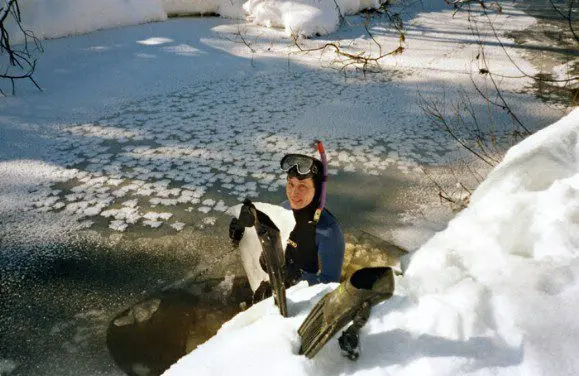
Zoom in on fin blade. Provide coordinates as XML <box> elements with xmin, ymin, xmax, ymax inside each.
<box><xmin>253</xmin><ymin>208</ymin><xmax>288</xmax><ymax>317</ymax></box>
<box><xmin>298</xmin><ymin>267</ymin><xmax>396</xmax><ymax>359</ymax></box>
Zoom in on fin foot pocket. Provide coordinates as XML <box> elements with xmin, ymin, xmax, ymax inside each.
<box><xmin>298</xmin><ymin>267</ymin><xmax>394</xmax><ymax>359</ymax></box>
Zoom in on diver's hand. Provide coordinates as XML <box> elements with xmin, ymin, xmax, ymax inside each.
<box><xmin>228</xmin><ymin>218</ymin><xmax>245</xmax><ymax>246</ymax></box>
<box><xmin>230</xmin><ymin>199</ymin><xmax>258</xmax><ymax>246</ymax></box>
<box><xmin>285</xmin><ymin>262</ymin><xmax>303</xmax><ymax>287</ymax></box>
<box><xmin>238</xmin><ymin>199</ymin><xmax>256</xmax><ymax>227</ymax></box>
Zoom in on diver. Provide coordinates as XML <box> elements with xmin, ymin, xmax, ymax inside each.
<box><xmin>229</xmin><ymin>141</ymin><xmax>393</xmax><ymax>360</ymax></box>
<box><xmin>229</xmin><ymin>141</ymin><xmax>345</xmax><ymax>286</ymax></box>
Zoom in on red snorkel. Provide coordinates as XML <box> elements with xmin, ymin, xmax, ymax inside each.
<box><xmin>313</xmin><ymin>140</ymin><xmax>327</xmax><ymax>224</ymax></box>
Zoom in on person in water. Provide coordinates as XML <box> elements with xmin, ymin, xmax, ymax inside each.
<box><xmin>281</xmin><ymin>153</ymin><xmax>345</xmax><ymax>286</ymax></box>
<box><xmin>229</xmin><ymin>146</ymin><xmax>373</xmax><ymax>361</ymax></box>
<box><xmin>229</xmin><ymin>150</ymin><xmax>345</xmax><ymax>289</ymax></box>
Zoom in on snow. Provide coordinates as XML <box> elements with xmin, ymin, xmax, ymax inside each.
<box><xmin>161</xmin><ymin>0</ymin><xmax>244</xmax><ymax>18</ymax></box>
<box><xmin>7</xmin><ymin>0</ymin><xmax>167</xmax><ymax>43</ymax></box>
<box><xmin>243</xmin><ymin>0</ymin><xmax>384</xmax><ymax>37</ymax></box>
<box><xmin>7</xmin><ymin>0</ymin><xmax>384</xmax><ymax>42</ymax></box>
<box><xmin>164</xmin><ymin>108</ymin><xmax>579</xmax><ymax>376</ymax></box>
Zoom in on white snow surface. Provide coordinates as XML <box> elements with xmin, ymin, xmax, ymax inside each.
<box><xmin>7</xmin><ymin>0</ymin><xmax>167</xmax><ymax>43</ymax></box>
<box><xmin>244</xmin><ymin>0</ymin><xmax>377</xmax><ymax>37</ymax></box>
<box><xmin>164</xmin><ymin>109</ymin><xmax>579</xmax><ymax>376</ymax></box>
<box><xmin>8</xmin><ymin>0</ymin><xmax>384</xmax><ymax>42</ymax></box>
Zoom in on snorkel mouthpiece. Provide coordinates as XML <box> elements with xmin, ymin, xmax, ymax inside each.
<box><xmin>313</xmin><ymin>140</ymin><xmax>328</xmax><ymax>224</ymax></box>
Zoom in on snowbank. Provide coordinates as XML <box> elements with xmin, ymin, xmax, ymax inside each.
<box><xmin>244</xmin><ymin>0</ymin><xmax>383</xmax><ymax>37</ymax></box>
<box><xmin>163</xmin><ymin>108</ymin><xmax>579</xmax><ymax>375</ymax></box>
<box><xmin>398</xmin><ymin>108</ymin><xmax>579</xmax><ymax>375</ymax></box>
<box><xmin>6</xmin><ymin>0</ymin><xmax>384</xmax><ymax>44</ymax></box>
<box><xmin>6</xmin><ymin>0</ymin><xmax>167</xmax><ymax>42</ymax></box>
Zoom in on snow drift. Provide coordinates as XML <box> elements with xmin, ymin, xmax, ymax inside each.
<box><xmin>6</xmin><ymin>0</ymin><xmax>167</xmax><ymax>42</ymax></box>
<box><xmin>6</xmin><ymin>0</ymin><xmax>385</xmax><ymax>44</ymax></box>
<box><xmin>163</xmin><ymin>108</ymin><xmax>579</xmax><ymax>375</ymax></box>
<box><xmin>244</xmin><ymin>0</ymin><xmax>383</xmax><ymax>37</ymax></box>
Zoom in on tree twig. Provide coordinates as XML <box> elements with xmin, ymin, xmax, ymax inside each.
<box><xmin>1</xmin><ymin>0</ymin><xmax>42</xmax><ymax>95</ymax></box>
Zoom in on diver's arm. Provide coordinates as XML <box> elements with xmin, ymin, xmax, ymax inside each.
<box><xmin>301</xmin><ymin>223</ymin><xmax>345</xmax><ymax>285</ymax></box>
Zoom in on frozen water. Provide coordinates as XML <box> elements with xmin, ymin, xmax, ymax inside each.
<box><xmin>143</xmin><ymin>220</ymin><xmax>163</xmax><ymax>228</ymax></box>
<box><xmin>26</xmin><ymin>69</ymin><xmax>466</xmax><ymax>232</ymax></box>
<box><xmin>109</xmin><ymin>220</ymin><xmax>128</xmax><ymax>232</ymax></box>
<box><xmin>170</xmin><ymin>222</ymin><xmax>186</xmax><ymax>231</ymax></box>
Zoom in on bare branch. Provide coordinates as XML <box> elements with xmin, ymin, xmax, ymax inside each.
<box><xmin>421</xmin><ymin>166</ymin><xmax>470</xmax><ymax>211</ymax></box>
<box><xmin>1</xmin><ymin>0</ymin><xmax>42</xmax><ymax>95</ymax></box>
<box><xmin>418</xmin><ymin>92</ymin><xmax>497</xmax><ymax>167</ymax></box>
<box><xmin>548</xmin><ymin>0</ymin><xmax>579</xmax><ymax>42</ymax></box>
<box><xmin>292</xmin><ymin>34</ymin><xmax>403</xmax><ymax>66</ymax></box>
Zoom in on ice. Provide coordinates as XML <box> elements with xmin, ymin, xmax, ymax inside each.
<box><xmin>170</xmin><ymin>222</ymin><xmax>186</xmax><ymax>231</ymax></box>
<box><xmin>142</xmin><ymin>211</ymin><xmax>172</xmax><ymax>221</ymax></box>
<box><xmin>109</xmin><ymin>220</ymin><xmax>128</xmax><ymax>232</ymax></box>
<box><xmin>52</xmin><ymin>202</ymin><xmax>66</xmax><ymax>210</ymax></box>
<box><xmin>100</xmin><ymin>209</ymin><xmax>119</xmax><ymax>218</ymax></box>
<box><xmin>149</xmin><ymin>197</ymin><xmax>178</xmax><ymax>206</ymax></box>
<box><xmin>143</xmin><ymin>220</ymin><xmax>163</xmax><ymax>228</ymax></box>
<box><xmin>202</xmin><ymin>217</ymin><xmax>216</xmax><ymax>226</ymax></box>
<box><xmin>0</xmin><ymin>359</ymin><xmax>17</xmax><ymax>375</ymax></box>
<box><xmin>157</xmin><ymin>212</ymin><xmax>173</xmax><ymax>220</ymax></box>
<box><xmin>83</xmin><ymin>206</ymin><xmax>102</xmax><ymax>216</ymax></box>
<box><xmin>122</xmin><ymin>199</ymin><xmax>138</xmax><ymax>208</ymax></box>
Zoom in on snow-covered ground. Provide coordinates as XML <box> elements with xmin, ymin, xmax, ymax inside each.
<box><xmin>164</xmin><ymin>108</ymin><xmax>579</xmax><ymax>376</ymax></box>
<box><xmin>0</xmin><ymin>0</ymin><xmax>574</xmax><ymax>375</ymax></box>
<box><xmin>7</xmin><ymin>0</ymin><xmax>392</xmax><ymax>43</ymax></box>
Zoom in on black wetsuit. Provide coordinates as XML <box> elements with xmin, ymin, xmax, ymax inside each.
<box><xmin>282</xmin><ymin>200</ymin><xmax>344</xmax><ymax>286</ymax></box>
<box><xmin>285</xmin><ymin>204</ymin><xmax>319</xmax><ymax>276</ymax></box>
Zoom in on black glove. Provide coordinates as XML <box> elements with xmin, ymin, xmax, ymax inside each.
<box><xmin>284</xmin><ymin>261</ymin><xmax>303</xmax><ymax>287</ymax></box>
<box><xmin>228</xmin><ymin>217</ymin><xmax>245</xmax><ymax>246</ymax></box>
<box><xmin>237</xmin><ymin>199</ymin><xmax>256</xmax><ymax>227</ymax></box>
<box><xmin>229</xmin><ymin>199</ymin><xmax>258</xmax><ymax>246</ymax></box>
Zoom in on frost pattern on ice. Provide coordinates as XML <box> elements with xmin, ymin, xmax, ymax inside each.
<box><xmin>27</xmin><ymin>70</ymin><xmax>454</xmax><ymax>231</ymax></box>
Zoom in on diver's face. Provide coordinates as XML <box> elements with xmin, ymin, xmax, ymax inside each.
<box><xmin>286</xmin><ymin>176</ymin><xmax>315</xmax><ymax>210</ymax></box>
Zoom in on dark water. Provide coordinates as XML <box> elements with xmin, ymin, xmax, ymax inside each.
<box><xmin>106</xmin><ymin>277</ymin><xmax>253</xmax><ymax>376</ymax></box>
<box><xmin>0</xmin><ymin>231</ymin><xmax>243</xmax><ymax>376</ymax></box>
<box><xmin>103</xmin><ymin>228</ymin><xmax>407</xmax><ymax>376</ymax></box>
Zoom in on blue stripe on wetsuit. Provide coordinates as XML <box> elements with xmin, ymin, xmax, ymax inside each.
<box><xmin>282</xmin><ymin>201</ymin><xmax>345</xmax><ymax>285</ymax></box>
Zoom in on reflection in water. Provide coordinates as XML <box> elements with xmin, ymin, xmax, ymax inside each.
<box><xmin>106</xmin><ymin>276</ymin><xmax>253</xmax><ymax>376</ymax></box>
